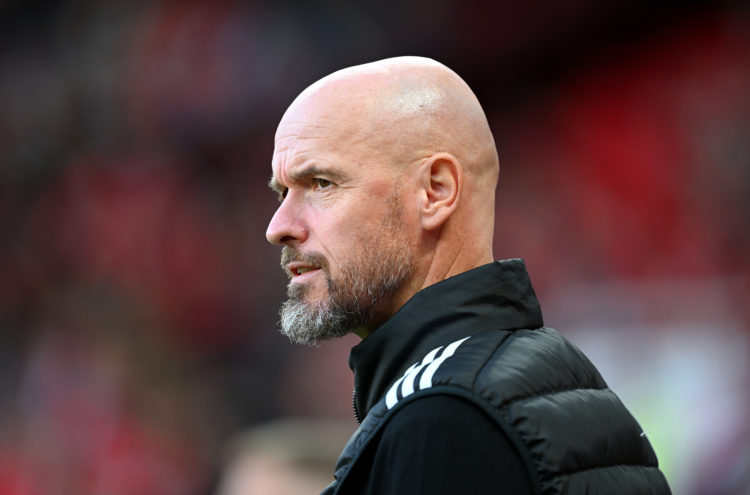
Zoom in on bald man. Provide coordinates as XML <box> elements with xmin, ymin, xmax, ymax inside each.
<box><xmin>266</xmin><ymin>57</ymin><xmax>671</xmax><ymax>494</ymax></box>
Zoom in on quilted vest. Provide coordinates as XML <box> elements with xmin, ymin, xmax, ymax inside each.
<box><xmin>323</xmin><ymin>326</ymin><xmax>671</xmax><ymax>494</ymax></box>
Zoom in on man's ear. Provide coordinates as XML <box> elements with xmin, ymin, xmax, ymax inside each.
<box><xmin>419</xmin><ymin>152</ymin><xmax>462</xmax><ymax>231</ymax></box>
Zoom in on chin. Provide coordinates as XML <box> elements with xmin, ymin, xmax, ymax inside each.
<box><xmin>295</xmin><ymin>285</ymin><xmax>329</xmax><ymax>306</ymax></box>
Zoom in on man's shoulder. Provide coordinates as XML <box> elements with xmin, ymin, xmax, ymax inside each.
<box><xmin>385</xmin><ymin>327</ymin><xmax>608</xmax><ymax>410</ymax></box>
<box><xmin>456</xmin><ymin>327</ymin><xmax>610</xmax><ymax>404</ymax></box>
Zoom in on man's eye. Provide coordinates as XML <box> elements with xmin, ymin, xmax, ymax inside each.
<box><xmin>315</xmin><ymin>178</ymin><xmax>332</xmax><ymax>189</ymax></box>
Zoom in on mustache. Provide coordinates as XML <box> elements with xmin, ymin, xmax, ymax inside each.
<box><xmin>280</xmin><ymin>246</ymin><xmax>329</xmax><ymax>276</ymax></box>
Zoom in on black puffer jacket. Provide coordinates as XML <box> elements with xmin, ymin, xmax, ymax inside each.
<box><xmin>322</xmin><ymin>259</ymin><xmax>671</xmax><ymax>494</ymax></box>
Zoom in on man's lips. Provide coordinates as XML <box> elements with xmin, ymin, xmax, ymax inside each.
<box><xmin>286</xmin><ymin>261</ymin><xmax>323</xmax><ymax>279</ymax></box>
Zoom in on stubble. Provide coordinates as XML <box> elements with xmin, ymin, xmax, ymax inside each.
<box><xmin>278</xmin><ymin>195</ymin><xmax>414</xmax><ymax>346</ymax></box>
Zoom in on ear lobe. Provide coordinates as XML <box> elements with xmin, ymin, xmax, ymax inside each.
<box><xmin>420</xmin><ymin>153</ymin><xmax>462</xmax><ymax>231</ymax></box>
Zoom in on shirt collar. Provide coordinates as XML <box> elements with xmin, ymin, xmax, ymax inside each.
<box><xmin>349</xmin><ymin>258</ymin><xmax>544</xmax><ymax>419</ymax></box>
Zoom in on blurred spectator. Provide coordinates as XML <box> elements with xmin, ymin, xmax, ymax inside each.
<box><xmin>215</xmin><ymin>419</ymin><xmax>354</xmax><ymax>495</ymax></box>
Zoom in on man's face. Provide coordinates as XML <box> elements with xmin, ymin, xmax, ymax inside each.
<box><xmin>266</xmin><ymin>98</ymin><xmax>416</xmax><ymax>345</ymax></box>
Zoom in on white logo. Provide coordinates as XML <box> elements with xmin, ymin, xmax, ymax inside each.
<box><xmin>385</xmin><ymin>336</ymin><xmax>470</xmax><ymax>409</ymax></box>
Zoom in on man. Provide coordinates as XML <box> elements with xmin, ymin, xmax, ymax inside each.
<box><xmin>266</xmin><ymin>56</ymin><xmax>671</xmax><ymax>494</ymax></box>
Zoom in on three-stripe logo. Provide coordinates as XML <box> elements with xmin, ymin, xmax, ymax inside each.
<box><xmin>385</xmin><ymin>336</ymin><xmax>471</xmax><ymax>409</ymax></box>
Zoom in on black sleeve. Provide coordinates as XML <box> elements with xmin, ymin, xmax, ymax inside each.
<box><xmin>364</xmin><ymin>394</ymin><xmax>534</xmax><ymax>494</ymax></box>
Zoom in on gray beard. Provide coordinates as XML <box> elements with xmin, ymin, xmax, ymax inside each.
<box><xmin>279</xmin><ymin>247</ymin><xmax>413</xmax><ymax>346</ymax></box>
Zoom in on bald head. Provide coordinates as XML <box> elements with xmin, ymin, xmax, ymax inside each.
<box><xmin>281</xmin><ymin>57</ymin><xmax>498</xmax><ymax>189</ymax></box>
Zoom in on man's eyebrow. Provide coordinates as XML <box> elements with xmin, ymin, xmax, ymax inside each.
<box><xmin>268</xmin><ymin>176</ymin><xmax>284</xmax><ymax>194</ymax></box>
<box><xmin>268</xmin><ymin>165</ymin><xmax>347</xmax><ymax>193</ymax></box>
<box><xmin>289</xmin><ymin>165</ymin><xmax>346</xmax><ymax>183</ymax></box>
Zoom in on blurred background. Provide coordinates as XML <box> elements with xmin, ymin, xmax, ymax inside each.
<box><xmin>1</xmin><ymin>0</ymin><xmax>749</xmax><ymax>493</ymax></box>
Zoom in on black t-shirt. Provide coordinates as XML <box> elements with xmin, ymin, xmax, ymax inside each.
<box><xmin>348</xmin><ymin>394</ymin><xmax>533</xmax><ymax>494</ymax></box>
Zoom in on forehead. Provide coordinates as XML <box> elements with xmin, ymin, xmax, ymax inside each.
<box><xmin>274</xmin><ymin>115</ymin><xmax>341</xmax><ymax>155</ymax></box>
<box><xmin>272</xmin><ymin>121</ymin><xmax>345</xmax><ymax>181</ymax></box>
<box><xmin>271</xmin><ymin>104</ymin><xmax>377</xmax><ymax>180</ymax></box>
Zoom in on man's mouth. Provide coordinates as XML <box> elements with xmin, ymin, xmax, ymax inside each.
<box><xmin>281</xmin><ymin>247</ymin><xmax>328</xmax><ymax>282</ymax></box>
<box><xmin>287</xmin><ymin>262</ymin><xmax>322</xmax><ymax>279</ymax></box>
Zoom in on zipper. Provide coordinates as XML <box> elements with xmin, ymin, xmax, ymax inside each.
<box><xmin>352</xmin><ymin>388</ymin><xmax>361</xmax><ymax>424</ymax></box>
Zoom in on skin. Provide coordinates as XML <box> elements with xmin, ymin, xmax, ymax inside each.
<box><xmin>266</xmin><ymin>56</ymin><xmax>499</xmax><ymax>339</ymax></box>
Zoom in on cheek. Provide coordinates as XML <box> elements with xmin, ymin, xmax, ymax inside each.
<box><xmin>332</xmin><ymin>216</ymin><xmax>380</xmax><ymax>263</ymax></box>
<box><xmin>307</xmin><ymin>210</ymin><xmax>357</xmax><ymax>261</ymax></box>
<box><xmin>312</xmin><ymin>187</ymin><xmax>402</xmax><ymax>253</ymax></box>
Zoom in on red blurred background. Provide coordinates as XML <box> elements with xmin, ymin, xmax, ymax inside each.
<box><xmin>1</xmin><ymin>1</ymin><xmax>748</xmax><ymax>493</ymax></box>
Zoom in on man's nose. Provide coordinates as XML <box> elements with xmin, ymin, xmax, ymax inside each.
<box><xmin>266</xmin><ymin>198</ymin><xmax>307</xmax><ymax>245</ymax></box>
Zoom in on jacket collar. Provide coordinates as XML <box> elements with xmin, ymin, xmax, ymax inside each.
<box><xmin>349</xmin><ymin>258</ymin><xmax>544</xmax><ymax>419</ymax></box>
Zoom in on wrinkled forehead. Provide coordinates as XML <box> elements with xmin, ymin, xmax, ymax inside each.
<box><xmin>276</xmin><ymin>82</ymin><xmax>374</xmax><ymax>140</ymax></box>
<box><xmin>272</xmin><ymin>89</ymin><xmax>386</xmax><ymax>170</ymax></box>
<box><xmin>273</xmin><ymin>110</ymin><xmax>359</xmax><ymax>170</ymax></box>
